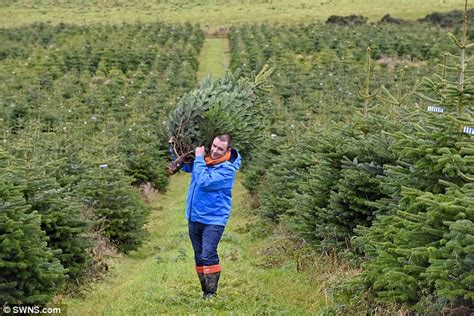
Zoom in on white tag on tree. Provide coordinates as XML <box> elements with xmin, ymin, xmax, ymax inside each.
<box><xmin>463</xmin><ymin>126</ymin><xmax>474</xmax><ymax>135</ymax></box>
<box><xmin>427</xmin><ymin>105</ymin><xmax>444</xmax><ymax>113</ymax></box>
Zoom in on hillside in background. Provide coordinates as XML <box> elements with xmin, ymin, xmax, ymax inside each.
<box><xmin>0</xmin><ymin>0</ymin><xmax>473</xmax><ymax>29</ymax></box>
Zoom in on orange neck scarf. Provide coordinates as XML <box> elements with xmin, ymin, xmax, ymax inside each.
<box><xmin>205</xmin><ymin>150</ymin><xmax>231</xmax><ymax>166</ymax></box>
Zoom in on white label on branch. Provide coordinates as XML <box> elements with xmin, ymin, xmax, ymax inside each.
<box><xmin>463</xmin><ymin>126</ymin><xmax>474</xmax><ymax>135</ymax></box>
<box><xmin>427</xmin><ymin>106</ymin><xmax>444</xmax><ymax>113</ymax></box>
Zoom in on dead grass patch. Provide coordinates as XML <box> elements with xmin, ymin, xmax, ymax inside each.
<box><xmin>376</xmin><ymin>55</ymin><xmax>427</xmax><ymax>71</ymax></box>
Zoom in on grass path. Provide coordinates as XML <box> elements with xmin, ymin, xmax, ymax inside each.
<box><xmin>197</xmin><ymin>37</ymin><xmax>230</xmax><ymax>81</ymax></box>
<box><xmin>61</xmin><ymin>174</ymin><xmax>328</xmax><ymax>314</ymax></box>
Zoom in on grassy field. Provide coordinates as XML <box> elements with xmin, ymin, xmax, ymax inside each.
<box><xmin>58</xmin><ymin>173</ymin><xmax>354</xmax><ymax>314</ymax></box>
<box><xmin>0</xmin><ymin>0</ymin><xmax>472</xmax><ymax>29</ymax></box>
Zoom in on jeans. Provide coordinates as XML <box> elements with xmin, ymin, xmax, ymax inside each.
<box><xmin>188</xmin><ymin>221</ymin><xmax>225</xmax><ymax>266</ymax></box>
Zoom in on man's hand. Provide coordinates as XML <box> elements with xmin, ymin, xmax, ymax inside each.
<box><xmin>167</xmin><ymin>154</ymin><xmax>186</xmax><ymax>175</ymax></box>
<box><xmin>167</xmin><ymin>156</ymin><xmax>182</xmax><ymax>175</ymax></box>
<box><xmin>195</xmin><ymin>146</ymin><xmax>206</xmax><ymax>157</ymax></box>
<box><xmin>167</xmin><ymin>161</ymin><xmax>177</xmax><ymax>175</ymax></box>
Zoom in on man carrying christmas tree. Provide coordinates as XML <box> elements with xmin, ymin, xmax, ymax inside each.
<box><xmin>177</xmin><ymin>134</ymin><xmax>241</xmax><ymax>299</ymax></box>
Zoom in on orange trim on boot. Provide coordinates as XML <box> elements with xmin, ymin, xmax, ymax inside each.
<box><xmin>195</xmin><ymin>266</ymin><xmax>204</xmax><ymax>273</ymax></box>
<box><xmin>203</xmin><ymin>264</ymin><xmax>221</xmax><ymax>274</ymax></box>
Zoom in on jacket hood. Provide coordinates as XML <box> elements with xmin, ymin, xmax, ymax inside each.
<box><xmin>227</xmin><ymin>148</ymin><xmax>241</xmax><ymax>171</ymax></box>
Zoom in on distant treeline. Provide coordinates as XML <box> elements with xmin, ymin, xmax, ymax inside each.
<box><xmin>326</xmin><ymin>8</ymin><xmax>474</xmax><ymax>27</ymax></box>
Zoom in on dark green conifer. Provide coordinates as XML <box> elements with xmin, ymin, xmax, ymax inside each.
<box><xmin>166</xmin><ymin>66</ymin><xmax>274</xmax><ymax>173</ymax></box>
<box><xmin>0</xmin><ymin>149</ymin><xmax>66</xmax><ymax>304</ymax></box>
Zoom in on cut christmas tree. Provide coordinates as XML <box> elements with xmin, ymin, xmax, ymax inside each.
<box><xmin>166</xmin><ymin>65</ymin><xmax>274</xmax><ymax>174</ymax></box>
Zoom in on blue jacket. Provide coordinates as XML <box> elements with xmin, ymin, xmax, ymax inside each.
<box><xmin>182</xmin><ymin>148</ymin><xmax>241</xmax><ymax>226</ymax></box>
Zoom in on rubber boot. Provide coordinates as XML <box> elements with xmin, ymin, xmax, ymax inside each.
<box><xmin>195</xmin><ymin>266</ymin><xmax>206</xmax><ymax>296</ymax></box>
<box><xmin>203</xmin><ymin>271</ymin><xmax>220</xmax><ymax>299</ymax></box>
<box><xmin>197</xmin><ymin>272</ymin><xmax>206</xmax><ymax>295</ymax></box>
